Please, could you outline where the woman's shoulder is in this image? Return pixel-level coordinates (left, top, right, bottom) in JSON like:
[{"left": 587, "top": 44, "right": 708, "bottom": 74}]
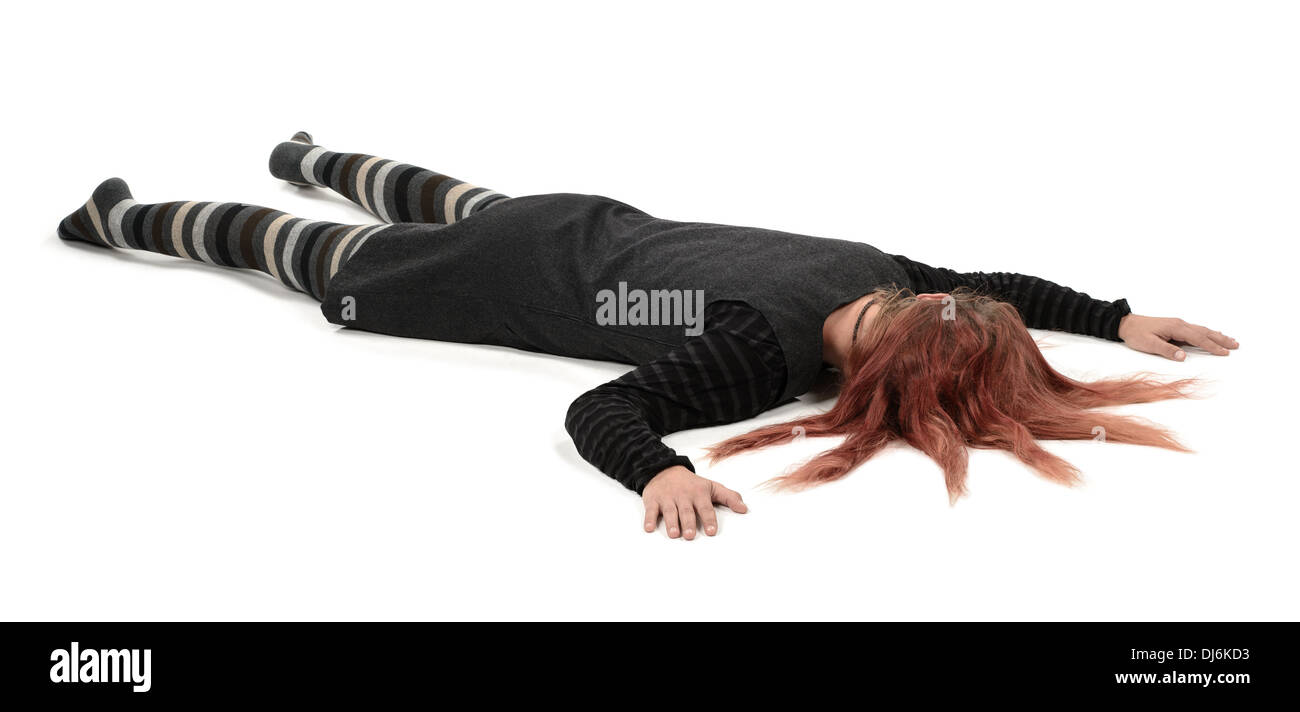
[
  {"left": 701, "top": 300, "right": 787, "bottom": 366},
  {"left": 704, "top": 299, "right": 774, "bottom": 333}
]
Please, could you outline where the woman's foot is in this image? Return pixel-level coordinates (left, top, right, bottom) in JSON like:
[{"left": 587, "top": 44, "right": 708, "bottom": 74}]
[
  {"left": 57, "top": 177, "right": 134, "bottom": 247},
  {"left": 269, "top": 131, "right": 319, "bottom": 187}
]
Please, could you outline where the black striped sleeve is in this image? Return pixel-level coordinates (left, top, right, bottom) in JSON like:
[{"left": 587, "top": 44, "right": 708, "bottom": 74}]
[
  {"left": 564, "top": 301, "right": 788, "bottom": 495},
  {"left": 890, "top": 254, "right": 1133, "bottom": 341}
]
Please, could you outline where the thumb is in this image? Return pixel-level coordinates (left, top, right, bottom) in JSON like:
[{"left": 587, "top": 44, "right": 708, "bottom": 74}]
[
  {"left": 1143, "top": 336, "right": 1186, "bottom": 362},
  {"left": 712, "top": 484, "right": 748, "bottom": 513}
]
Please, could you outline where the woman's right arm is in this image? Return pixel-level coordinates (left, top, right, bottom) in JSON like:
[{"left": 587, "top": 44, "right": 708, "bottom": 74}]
[{"left": 564, "top": 301, "right": 787, "bottom": 540}]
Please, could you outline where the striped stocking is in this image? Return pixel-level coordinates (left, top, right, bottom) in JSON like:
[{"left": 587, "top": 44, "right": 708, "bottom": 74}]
[
  {"left": 57, "top": 176, "right": 396, "bottom": 301},
  {"left": 268, "top": 132, "right": 509, "bottom": 224}
]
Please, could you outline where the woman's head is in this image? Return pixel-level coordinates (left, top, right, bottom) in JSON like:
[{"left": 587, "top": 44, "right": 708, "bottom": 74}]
[{"left": 708, "top": 288, "right": 1196, "bottom": 502}]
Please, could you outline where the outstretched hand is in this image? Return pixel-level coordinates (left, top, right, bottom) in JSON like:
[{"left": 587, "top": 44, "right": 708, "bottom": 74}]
[
  {"left": 642, "top": 466, "right": 748, "bottom": 540},
  {"left": 1118, "top": 314, "right": 1239, "bottom": 361}
]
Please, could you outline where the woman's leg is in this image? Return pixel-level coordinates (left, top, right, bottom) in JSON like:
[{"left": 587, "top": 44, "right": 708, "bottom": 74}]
[
  {"left": 268, "top": 132, "right": 509, "bottom": 225},
  {"left": 57, "top": 177, "right": 403, "bottom": 300}
]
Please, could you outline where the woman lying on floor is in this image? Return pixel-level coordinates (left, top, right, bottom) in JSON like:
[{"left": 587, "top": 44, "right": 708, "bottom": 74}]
[{"left": 58, "top": 132, "right": 1237, "bottom": 539}]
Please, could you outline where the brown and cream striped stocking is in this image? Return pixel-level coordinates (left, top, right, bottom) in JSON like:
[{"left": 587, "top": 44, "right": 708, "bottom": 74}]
[{"left": 57, "top": 132, "right": 510, "bottom": 300}]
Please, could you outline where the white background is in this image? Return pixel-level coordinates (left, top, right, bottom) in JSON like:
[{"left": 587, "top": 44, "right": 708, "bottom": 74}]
[{"left": 3, "top": 1, "right": 1297, "bottom": 621}]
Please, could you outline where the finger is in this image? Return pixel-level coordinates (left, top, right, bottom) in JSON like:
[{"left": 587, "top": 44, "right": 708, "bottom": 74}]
[
  {"left": 677, "top": 499, "right": 698, "bottom": 540},
  {"left": 712, "top": 485, "right": 748, "bottom": 514},
  {"left": 1197, "top": 336, "right": 1231, "bottom": 356},
  {"left": 694, "top": 496, "right": 719, "bottom": 536},
  {"left": 1143, "top": 335, "right": 1185, "bottom": 361},
  {"left": 662, "top": 502, "right": 681, "bottom": 539},
  {"left": 1205, "top": 329, "right": 1239, "bottom": 351},
  {"left": 1175, "top": 324, "right": 1230, "bottom": 356},
  {"left": 643, "top": 500, "right": 660, "bottom": 534}
]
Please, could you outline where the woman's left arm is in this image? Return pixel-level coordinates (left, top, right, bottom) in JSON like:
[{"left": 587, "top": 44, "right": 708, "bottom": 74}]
[{"left": 890, "top": 254, "right": 1239, "bottom": 361}]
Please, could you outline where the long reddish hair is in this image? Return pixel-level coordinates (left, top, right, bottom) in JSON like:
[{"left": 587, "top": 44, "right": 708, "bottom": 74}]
[{"left": 707, "top": 288, "right": 1196, "bottom": 502}]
